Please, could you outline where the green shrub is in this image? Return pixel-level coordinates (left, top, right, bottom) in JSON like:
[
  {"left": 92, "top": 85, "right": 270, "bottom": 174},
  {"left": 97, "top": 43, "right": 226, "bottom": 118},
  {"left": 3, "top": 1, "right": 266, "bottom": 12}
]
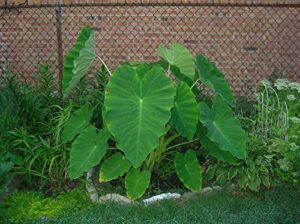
[
  {"left": 204, "top": 79, "right": 300, "bottom": 191},
  {"left": 0, "top": 149, "right": 22, "bottom": 194},
  {"left": 0, "top": 64, "right": 107, "bottom": 193},
  {"left": 204, "top": 133, "right": 274, "bottom": 191}
]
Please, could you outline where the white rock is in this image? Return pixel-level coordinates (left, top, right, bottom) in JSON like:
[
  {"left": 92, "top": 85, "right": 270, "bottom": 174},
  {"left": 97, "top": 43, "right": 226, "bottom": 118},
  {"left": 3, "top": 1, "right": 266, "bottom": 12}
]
[
  {"left": 98, "top": 193, "right": 133, "bottom": 204},
  {"left": 202, "top": 186, "right": 222, "bottom": 193},
  {"left": 181, "top": 192, "right": 198, "bottom": 201},
  {"left": 142, "top": 193, "right": 181, "bottom": 205}
]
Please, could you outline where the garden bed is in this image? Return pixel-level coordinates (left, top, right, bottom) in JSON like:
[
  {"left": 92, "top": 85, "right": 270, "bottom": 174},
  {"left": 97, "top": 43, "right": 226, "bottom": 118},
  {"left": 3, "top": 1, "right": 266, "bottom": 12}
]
[{"left": 1, "top": 27, "right": 299, "bottom": 223}]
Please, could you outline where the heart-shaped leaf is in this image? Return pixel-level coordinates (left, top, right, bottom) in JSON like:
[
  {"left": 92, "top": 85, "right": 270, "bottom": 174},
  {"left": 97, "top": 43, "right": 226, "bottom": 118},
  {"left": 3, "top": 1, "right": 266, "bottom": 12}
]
[
  {"left": 99, "top": 152, "right": 131, "bottom": 182},
  {"left": 175, "top": 150, "right": 202, "bottom": 192},
  {"left": 170, "top": 82, "right": 199, "bottom": 140},
  {"left": 62, "top": 26, "right": 96, "bottom": 98},
  {"left": 158, "top": 43, "right": 195, "bottom": 81},
  {"left": 199, "top": 95, "right": 246, "bottom": 159},
  {"left": 104, "top": 65, "right": 175, "bottom": 167},
  {"left": 123, "top": 62, "right": 150, "bottom": 79},
  {"left": 62, "top": 105, "right": 93, "bottom": 144},
  {"left": 125, "top": 168, "right": 151, "bottom": 200},
  {"left": 68, "top": 126, "right": 110, "bottom": 179},
  {"left": 195, "top": 54, "right": 235, "bottom": 107},
  {"left": 197, "top": 124, "right": 238, "bottom": 165}
]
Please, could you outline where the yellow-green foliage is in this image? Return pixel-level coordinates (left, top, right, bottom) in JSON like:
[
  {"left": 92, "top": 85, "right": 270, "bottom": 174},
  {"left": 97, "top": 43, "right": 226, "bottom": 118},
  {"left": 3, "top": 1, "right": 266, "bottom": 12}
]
[{"left": 1, "top": 188, "right": 93, "bottom": 223}]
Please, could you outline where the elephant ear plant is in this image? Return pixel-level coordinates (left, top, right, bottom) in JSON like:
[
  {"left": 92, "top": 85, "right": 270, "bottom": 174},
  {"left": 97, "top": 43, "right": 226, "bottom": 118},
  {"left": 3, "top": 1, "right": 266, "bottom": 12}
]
[{"left": 61, "top": 26, "right": 246, "bottom": 200}]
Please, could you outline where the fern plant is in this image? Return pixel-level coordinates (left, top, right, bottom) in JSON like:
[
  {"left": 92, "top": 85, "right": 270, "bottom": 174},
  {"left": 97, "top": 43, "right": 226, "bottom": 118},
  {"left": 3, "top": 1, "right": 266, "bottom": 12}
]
[{"left": 61, "top": 26, "right": 246, "bottom": 200}]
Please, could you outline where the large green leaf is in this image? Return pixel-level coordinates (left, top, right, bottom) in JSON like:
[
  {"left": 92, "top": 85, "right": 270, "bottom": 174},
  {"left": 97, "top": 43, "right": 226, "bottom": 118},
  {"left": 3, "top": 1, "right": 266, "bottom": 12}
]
[
  {"left": 195, "top": 54, "right": 235, "bottom": 107},
  {"left": 158, "top": 43, "right": 195, "bottom": 81},
  {"left": 62, "top": 105, "right": 93, "bottom": 144},
  {"left": 125, "top": 168, "right": 151, "bottom": 200},
  {"left": 99, "top": 152, "right": 131, "bottom": 182},
  {"left": 170, "top": 66, "right": 200, "bottom": 96},
  {"left": 104, "top": 65, "right": 175, "bottom": 167},
  {"left": 62, "top": 26, "right": 96, "bottom": 98},
  {"left": 123, "top": 62, "right": 150, "bottom": 79},
  {"left": 197, "top": 124, "right": 238, "bottom": 165},
  {"left": 175, "top": 150, "right": 202, "bottom": 192},
  {"left": 199, "top": 95, "right": 246, "bottom": 159},
  {"left": 170, "top": 82, "right": 199, "bottom": 140},
  {"left": 68, "top": 126, "right": 110, "bottom": 179}
]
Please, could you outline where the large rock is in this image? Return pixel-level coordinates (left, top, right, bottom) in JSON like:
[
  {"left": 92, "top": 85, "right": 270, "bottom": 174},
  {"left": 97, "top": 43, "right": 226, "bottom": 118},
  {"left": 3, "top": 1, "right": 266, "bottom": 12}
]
[{"left": 143, "top": 193, "right": 181, "bottom": 205}]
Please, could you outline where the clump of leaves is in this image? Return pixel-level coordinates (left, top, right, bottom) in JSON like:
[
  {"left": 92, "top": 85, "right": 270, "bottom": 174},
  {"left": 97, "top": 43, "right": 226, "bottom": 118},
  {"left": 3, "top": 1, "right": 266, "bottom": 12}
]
[
  {"left": 0, "top": 62, "right": 109, "bottom": 193},
  {"left": 0, "top": 149, "right": 22, "bottom": 194},
  {"left": 204, "top": 133, "right": 273, "bottom": 191},
  {"left": 61, "top": 26, "right": 246, "bottom": 200},
  {"left": 204, "top": 78, "right": 300, "bottom": 191}
]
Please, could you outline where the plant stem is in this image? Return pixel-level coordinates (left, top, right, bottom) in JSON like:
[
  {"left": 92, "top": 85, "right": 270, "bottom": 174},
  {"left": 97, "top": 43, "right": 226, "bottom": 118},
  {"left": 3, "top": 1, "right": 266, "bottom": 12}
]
[
  {"left": 167, "top": 63, "right": 171, "bottom": 77},
  {"left": 190, "top": 79, "right": 200, "bottom": 89},
  {"left": 165, "top": 138, "right": 199, "bottom": 151},
  {"left": 97, "top": 55, "right": 113, "bottom": 77},
  {"left": 108, "top": 147, "right": 117, "bottom": 150}
]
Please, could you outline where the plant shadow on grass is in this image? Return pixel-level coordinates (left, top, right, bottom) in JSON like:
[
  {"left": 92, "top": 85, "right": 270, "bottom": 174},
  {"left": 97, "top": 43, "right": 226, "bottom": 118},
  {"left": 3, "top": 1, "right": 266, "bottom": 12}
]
[{"left": 7, "top": 185, "right": 296, "bottom": 224}]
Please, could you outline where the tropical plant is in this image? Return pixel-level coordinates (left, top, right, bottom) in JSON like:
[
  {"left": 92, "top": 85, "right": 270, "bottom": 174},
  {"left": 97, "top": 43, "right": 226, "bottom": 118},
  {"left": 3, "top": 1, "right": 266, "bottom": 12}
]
[{"left": 61, "top": 26, "right": 246, "bottom": 200}]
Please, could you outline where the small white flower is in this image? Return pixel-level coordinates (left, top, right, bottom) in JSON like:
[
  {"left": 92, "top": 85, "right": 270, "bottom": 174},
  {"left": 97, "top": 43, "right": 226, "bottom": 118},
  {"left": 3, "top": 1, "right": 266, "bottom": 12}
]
[
  {"left": 289, "top": 117, "right": 300, "bottom": 124},
  {"left": 288, "top": 82, "right": 300, "bottom": 94},
  {"left": 287, "top": 95, "right": 296, "bottom": 101},
  {"left": 275, "top": 79, "right": 289, "bottom": 90},
  {"left": 289, "top": 143, "right": 299, "bottom": 151}
]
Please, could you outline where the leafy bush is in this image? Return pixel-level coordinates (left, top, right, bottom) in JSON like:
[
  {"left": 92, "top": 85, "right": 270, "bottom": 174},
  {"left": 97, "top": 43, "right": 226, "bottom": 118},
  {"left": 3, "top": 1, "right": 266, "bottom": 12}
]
[
  {"left": 204, "top": 79, "right": 300, "bottom": 191},
  {"left": 0, "top": 66, "right": 60, "bottom": 192},
  {"left": 0, "top": 65, "right": 67, "bottom": 191},
  {"left": 265, "top": 79, "right": 300, "bottom": 184},
  {"left": 204, "top": 133, "right": 273, "bottom": 191},
  {"left": 1, "top": 65, "right": 60, "bottom": 135},
  {"left": 0, "top": 61, "right": 110, "bottom": 193},
  {"left": 0, "top": 149, "right": 22, "bottom": 194},
  {"left": 61, "top": 26, "right": 246, "bottom": 199}
]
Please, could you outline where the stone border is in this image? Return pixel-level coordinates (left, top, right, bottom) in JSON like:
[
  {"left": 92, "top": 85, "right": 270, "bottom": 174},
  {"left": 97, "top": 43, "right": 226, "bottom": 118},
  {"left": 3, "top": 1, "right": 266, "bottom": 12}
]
[{"left": 96, "top": 186, "right": 223, "bottom": 205}]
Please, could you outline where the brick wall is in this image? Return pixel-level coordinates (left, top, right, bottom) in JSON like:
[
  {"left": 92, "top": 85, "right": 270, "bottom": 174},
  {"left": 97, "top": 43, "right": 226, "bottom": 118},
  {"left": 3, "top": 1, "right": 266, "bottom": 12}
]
[
  {"left": 0, "top": 1, "right": 299, "bottom": 94},
  {"left": 1, "top": 1, "right": 300, "bottom": 6}
]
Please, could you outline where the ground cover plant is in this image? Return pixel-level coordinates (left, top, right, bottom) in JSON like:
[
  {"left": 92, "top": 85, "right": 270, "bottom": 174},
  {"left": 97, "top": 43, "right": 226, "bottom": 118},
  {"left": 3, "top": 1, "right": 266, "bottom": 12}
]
[{"left": 0, "top": 187, "right": 93, "bottom": 223}]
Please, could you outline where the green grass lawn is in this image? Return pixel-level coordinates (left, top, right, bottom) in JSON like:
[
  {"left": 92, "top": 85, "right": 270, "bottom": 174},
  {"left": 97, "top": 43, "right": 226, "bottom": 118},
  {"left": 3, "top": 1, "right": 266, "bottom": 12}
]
[{"left": 28, "top": 186, "right": 300, "bottom": 224}]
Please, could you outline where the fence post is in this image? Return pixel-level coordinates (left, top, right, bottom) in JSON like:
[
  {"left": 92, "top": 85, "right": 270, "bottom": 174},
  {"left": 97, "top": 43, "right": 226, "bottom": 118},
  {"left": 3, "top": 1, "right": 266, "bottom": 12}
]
[{"left": 55, "top": 2, "right": 63, "bottom": 96}]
